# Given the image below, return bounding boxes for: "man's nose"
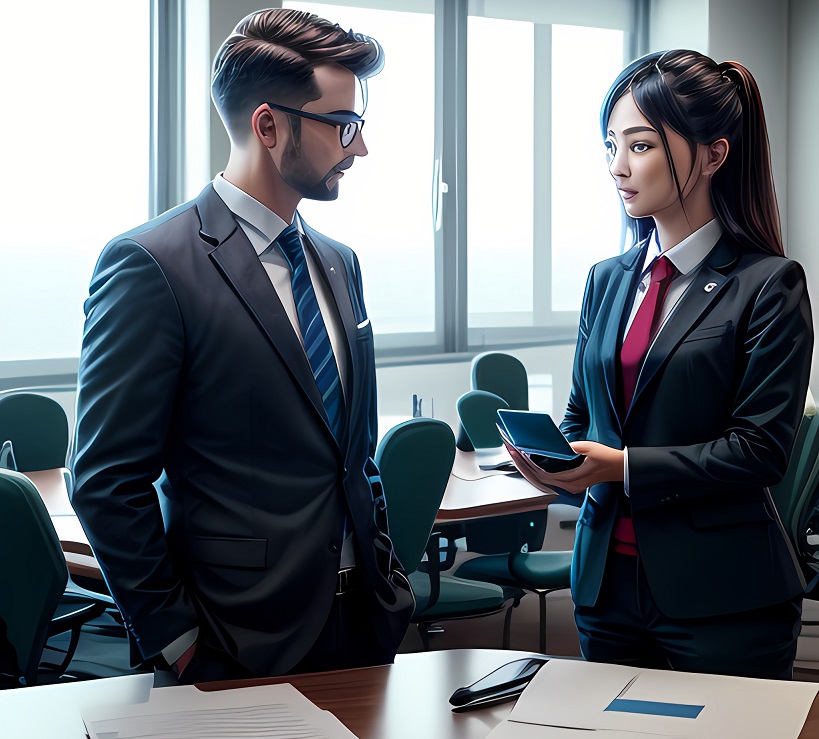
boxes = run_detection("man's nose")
[347,129,368,157]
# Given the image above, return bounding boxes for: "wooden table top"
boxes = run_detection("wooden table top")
[437,449,556,522]
[200,648,819,739]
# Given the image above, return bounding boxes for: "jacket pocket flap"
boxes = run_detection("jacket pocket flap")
[683,322,732,343]
[689,502,772,530]
[188,535,268,569]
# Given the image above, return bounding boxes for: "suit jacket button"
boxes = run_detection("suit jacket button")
[329,542,340,553]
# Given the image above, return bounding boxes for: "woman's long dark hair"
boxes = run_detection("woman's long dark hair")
[600,50,784,257]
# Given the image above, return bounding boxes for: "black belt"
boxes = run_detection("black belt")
[336,567,359,595]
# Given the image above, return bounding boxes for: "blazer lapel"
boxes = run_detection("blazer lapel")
[601,242,647,427]
[627,235,740,419]
[195,186,330,434]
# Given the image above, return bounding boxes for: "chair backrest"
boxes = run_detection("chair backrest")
[770,410,819,576]
[471,352,529,411]
[375,418,456,574]
[0,469,68,685]
[457,390,510,450]
[0,393,70,472]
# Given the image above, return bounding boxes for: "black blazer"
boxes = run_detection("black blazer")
[71,184,413,675]
[562,234,813,618]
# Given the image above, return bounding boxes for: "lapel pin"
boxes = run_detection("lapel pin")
[704,282,717,293]
[330,267,336,274]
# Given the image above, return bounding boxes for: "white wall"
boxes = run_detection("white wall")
[706,0,790,243]
[648,0,709,52]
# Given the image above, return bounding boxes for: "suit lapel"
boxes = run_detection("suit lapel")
[195,186,331,436]
[601,242,647,427]
[626,235,740,419]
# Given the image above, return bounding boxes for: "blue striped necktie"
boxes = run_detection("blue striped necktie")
[275,225,346,443]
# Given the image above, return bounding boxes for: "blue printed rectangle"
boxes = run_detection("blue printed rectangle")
[605,698,704,719]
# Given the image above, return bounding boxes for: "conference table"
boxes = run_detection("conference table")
[5,648,819,739]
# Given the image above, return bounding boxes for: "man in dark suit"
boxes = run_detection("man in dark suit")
[71,8,413,682]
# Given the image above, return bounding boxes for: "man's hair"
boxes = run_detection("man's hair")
[212,8,384,141]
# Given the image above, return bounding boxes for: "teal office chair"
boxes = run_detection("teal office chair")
[0,469,106,686]
[0,392,70,472]
[457,390,510,451]
[376,418,517,649]
[0,391,116,604]
[453,389,572,652]
[771,410,819,583]
[471,352,529,411]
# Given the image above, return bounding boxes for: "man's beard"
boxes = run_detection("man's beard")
[280,154,355,202]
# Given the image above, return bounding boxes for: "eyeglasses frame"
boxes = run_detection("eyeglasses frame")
[264,102,365,148]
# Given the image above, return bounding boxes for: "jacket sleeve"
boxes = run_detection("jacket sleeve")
[628,259,813,512]
[70,238,198,661]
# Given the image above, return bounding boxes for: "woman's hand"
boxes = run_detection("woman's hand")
[503,438,625,495]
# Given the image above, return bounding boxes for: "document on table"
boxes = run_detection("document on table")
[82,682,357,739]
[485,659,818,739]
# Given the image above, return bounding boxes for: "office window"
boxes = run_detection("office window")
[550,25,625,312]
[0,1,150,364]
[285,1,437,337]
[466,15,535,329]
[466,6,627,341]
[285,1,634,352]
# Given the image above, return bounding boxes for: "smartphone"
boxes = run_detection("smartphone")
[449,657,548,711]
[496,410,584,472]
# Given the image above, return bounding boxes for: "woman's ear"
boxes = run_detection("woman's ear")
[703,138,729,176]
[251,104,278,149]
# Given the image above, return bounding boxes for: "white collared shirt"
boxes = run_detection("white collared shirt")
[623,218,723,343]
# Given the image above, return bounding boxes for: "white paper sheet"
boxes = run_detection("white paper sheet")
[504,659,818,739]
[83,682,357,739]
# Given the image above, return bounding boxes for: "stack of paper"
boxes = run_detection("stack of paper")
[486,659,819,739]
[83,682,357,739]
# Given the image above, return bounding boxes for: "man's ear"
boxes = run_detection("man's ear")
[703,138,729,177]
[251,104,278,149]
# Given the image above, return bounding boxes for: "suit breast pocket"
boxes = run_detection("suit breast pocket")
[669,321,735,402]
[681,321,732,344]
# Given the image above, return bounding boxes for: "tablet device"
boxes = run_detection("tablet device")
[496,409,584,472]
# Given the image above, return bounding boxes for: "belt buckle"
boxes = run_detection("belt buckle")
[336,567,356,595]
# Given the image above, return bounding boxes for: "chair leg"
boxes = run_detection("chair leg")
[538,591,547,655]
[41,626,81,674]
[502,604,513,649]
[502,597,521,650]
[417,623,430,650]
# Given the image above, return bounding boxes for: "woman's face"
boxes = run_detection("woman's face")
[605,92,701,221]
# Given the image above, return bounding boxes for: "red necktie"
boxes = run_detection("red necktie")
[620,256,677,411]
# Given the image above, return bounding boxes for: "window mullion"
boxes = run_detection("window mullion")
[434,0,468,353]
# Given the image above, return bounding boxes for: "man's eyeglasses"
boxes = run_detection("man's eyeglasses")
[265,103,365,148]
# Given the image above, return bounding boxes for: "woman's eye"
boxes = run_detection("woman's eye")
[631,142,651,153]
[604,143,615,161]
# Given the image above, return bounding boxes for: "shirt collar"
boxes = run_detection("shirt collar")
[212,173,296,255]
[642,219,723,278]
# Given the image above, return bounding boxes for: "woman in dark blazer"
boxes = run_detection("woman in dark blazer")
[506,50,813,679]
